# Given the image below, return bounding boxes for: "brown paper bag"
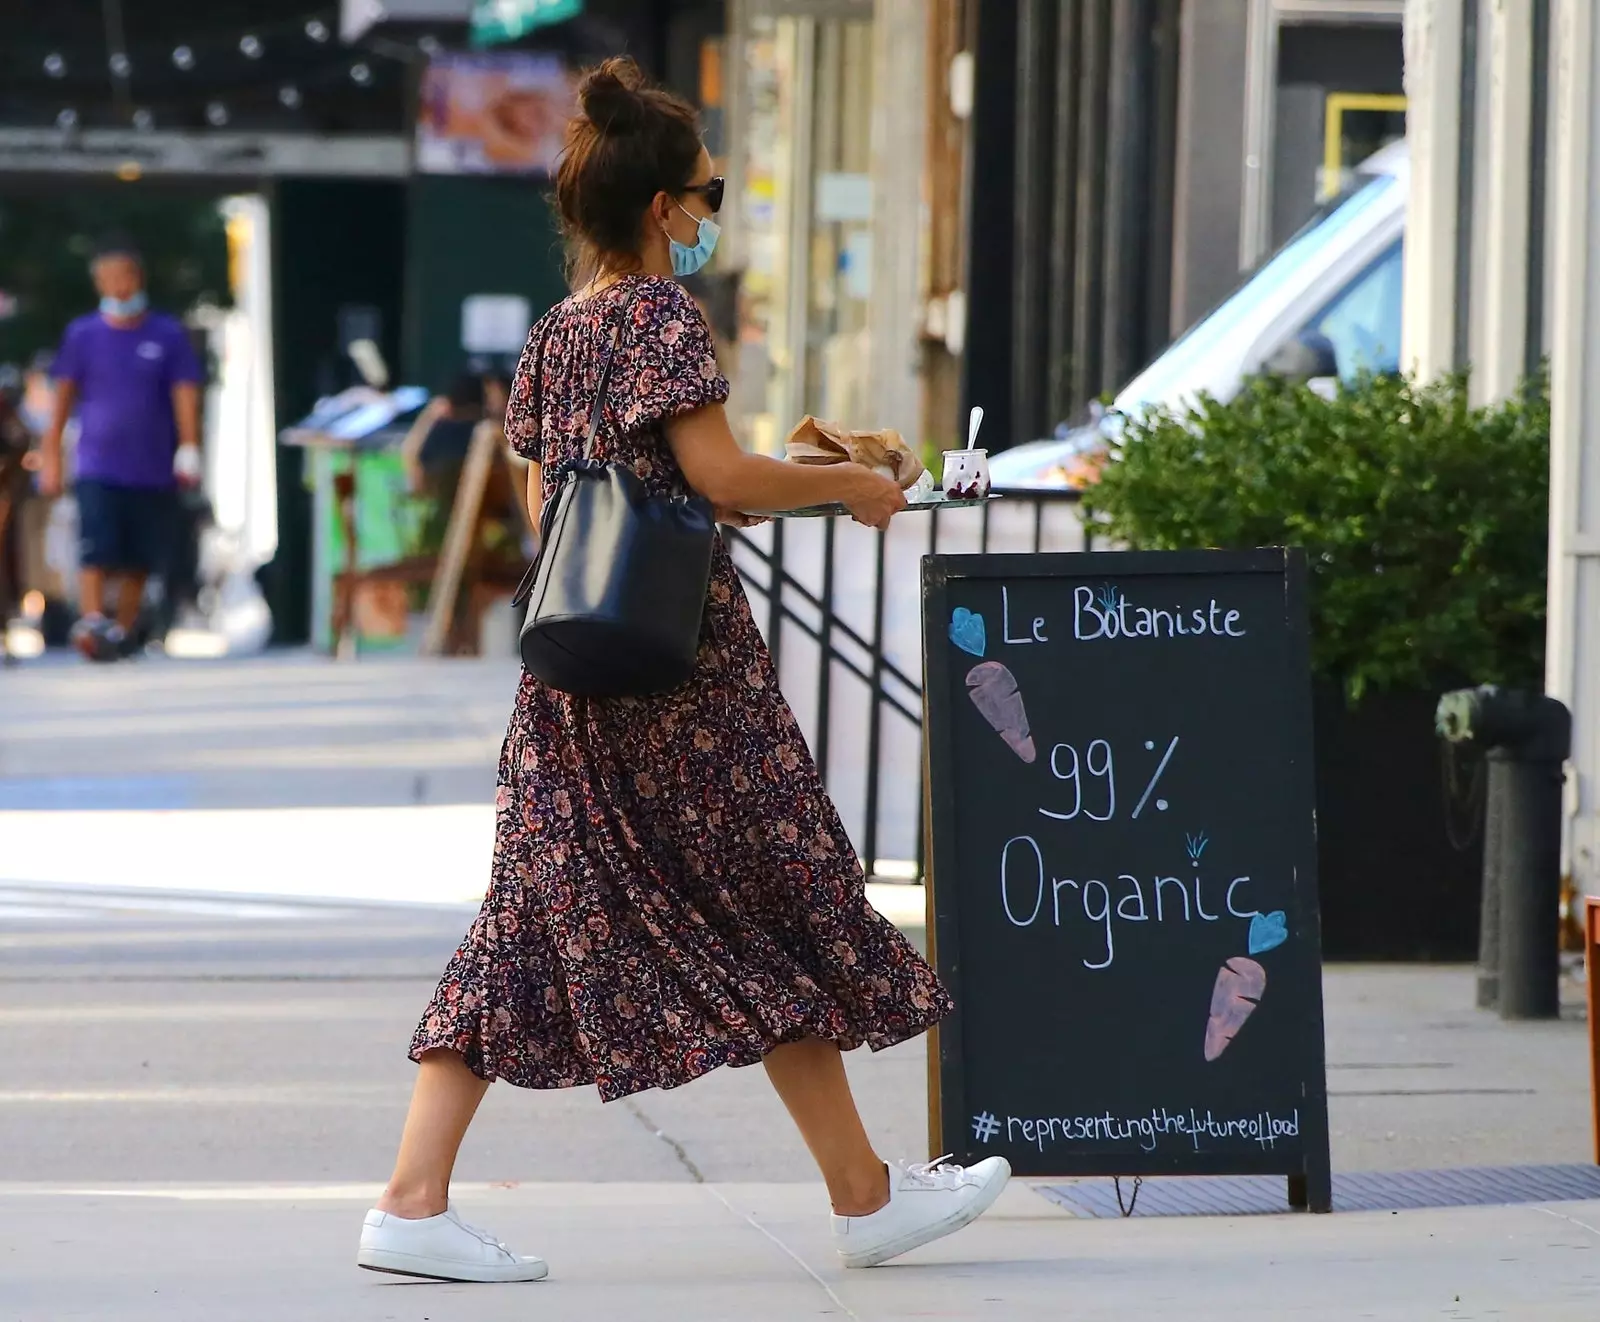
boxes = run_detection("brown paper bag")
[783,416,926,490]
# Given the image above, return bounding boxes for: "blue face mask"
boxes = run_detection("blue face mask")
[667,205,720,278]
[100,291,148,319]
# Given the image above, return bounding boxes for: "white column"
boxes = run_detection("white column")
[1473,0,1533,404]
[1173,0,1250,331]
[866,0,927,440]
[1239,0,1280,270]
[1547,0,1600,897]
[721,0,751,271]
[1401,0,1465,380]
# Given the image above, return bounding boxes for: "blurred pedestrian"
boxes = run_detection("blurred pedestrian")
[0,366,31,653]
[480,367,511,423]
[399,371,489,501]
[38,237,203,661]
[358,57,1004,1287]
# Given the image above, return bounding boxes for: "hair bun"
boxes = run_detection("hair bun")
[579,58,648,134]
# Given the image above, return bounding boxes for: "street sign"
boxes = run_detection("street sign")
[471,0,583,46]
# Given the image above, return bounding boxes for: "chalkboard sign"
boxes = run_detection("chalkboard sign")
[922,550,1331,1211]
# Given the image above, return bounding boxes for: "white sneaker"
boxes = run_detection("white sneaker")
[357,1205,549,1283]
[832,1155,1011,1269]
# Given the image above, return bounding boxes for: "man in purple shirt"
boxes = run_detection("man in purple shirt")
[39,238,202,661]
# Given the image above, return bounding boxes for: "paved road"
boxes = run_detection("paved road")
[0,652,515,812]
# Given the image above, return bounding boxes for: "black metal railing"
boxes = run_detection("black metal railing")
[728,490,1091,881]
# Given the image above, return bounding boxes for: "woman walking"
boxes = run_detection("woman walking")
[358,57,1008,1284]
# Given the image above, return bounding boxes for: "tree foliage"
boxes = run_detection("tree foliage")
[1083,371,1550,702]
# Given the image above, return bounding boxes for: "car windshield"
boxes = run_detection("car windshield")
[1115,171,1401,415]
[1301,239,1405,378]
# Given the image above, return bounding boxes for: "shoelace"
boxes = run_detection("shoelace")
[448,1209,513,1256]
[900,1155,980,1191]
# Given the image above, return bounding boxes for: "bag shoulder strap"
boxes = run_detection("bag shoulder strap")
[526,311,554,468]
[582,286,641,463]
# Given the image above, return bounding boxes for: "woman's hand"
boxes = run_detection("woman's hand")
[714,507,770,529]
[840,467,907,530]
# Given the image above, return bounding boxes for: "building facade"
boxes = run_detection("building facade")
[714,1,1408,453]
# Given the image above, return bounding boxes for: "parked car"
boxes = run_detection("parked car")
[990,140,1409,491]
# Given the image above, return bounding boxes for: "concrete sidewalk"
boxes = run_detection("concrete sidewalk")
[1,904,1593,1319]
[4,1179,1597,1321]
[3,651,1596,1318]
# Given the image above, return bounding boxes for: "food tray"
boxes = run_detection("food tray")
[751,492,1000,519]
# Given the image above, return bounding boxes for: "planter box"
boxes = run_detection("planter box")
[1314,684,1485,961]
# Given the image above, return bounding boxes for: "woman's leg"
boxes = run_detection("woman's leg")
[376,1048,490,1219]
[763,1037,891,1216]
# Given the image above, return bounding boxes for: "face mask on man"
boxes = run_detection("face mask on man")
[666,205,720,278]
[100,291,148,319]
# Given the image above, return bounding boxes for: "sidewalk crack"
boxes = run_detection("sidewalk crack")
[620,1100,860,1318]
[622,1097,704,1183]
[702,1185,862,1322]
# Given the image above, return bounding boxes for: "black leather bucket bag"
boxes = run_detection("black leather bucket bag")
[512,293,715,698]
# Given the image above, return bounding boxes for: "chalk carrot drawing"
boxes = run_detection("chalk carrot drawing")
[966,661,1036,762]
[1204,956,1266,1061]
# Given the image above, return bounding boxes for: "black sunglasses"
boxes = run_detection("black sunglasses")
[682,176,725,214]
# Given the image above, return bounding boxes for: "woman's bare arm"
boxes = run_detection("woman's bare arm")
[525,460,544,532]
[666,403,905,529]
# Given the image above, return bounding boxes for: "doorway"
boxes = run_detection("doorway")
[1271,20,1406,247]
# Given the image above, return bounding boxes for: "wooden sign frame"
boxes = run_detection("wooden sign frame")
[1587,896,1599,1165]
[922,548,1333,1212]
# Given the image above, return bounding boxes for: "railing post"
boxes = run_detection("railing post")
[767,519,785,674]
[816,519,837,778]
[916,506,942,882]
[862,527,889,878]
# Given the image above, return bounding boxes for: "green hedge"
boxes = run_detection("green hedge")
[1082,372,1550,702]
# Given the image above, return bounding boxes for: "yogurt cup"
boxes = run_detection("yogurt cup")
[941,448,991,500]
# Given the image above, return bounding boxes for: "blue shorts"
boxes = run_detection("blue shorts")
[76,480,176,573]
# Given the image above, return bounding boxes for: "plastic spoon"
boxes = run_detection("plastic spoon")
[967,405,985,450]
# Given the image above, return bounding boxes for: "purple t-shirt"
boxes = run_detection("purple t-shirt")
[54,311,202,490]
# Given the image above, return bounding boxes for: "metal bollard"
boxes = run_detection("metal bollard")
[1476,747,1505,1009]
[1436,686,1571,1020]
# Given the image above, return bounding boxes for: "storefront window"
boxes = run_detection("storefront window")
[734,13,874,454]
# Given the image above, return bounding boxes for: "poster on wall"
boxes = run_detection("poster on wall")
[416,52,575,176]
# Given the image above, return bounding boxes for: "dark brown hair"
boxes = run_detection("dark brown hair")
[555,57,704,283]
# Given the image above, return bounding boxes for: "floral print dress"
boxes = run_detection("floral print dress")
[410,275,953,1101]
